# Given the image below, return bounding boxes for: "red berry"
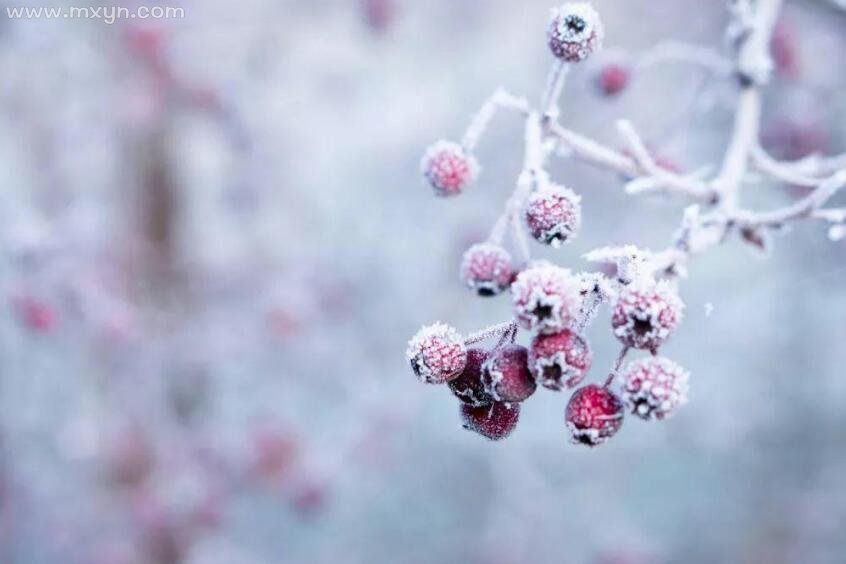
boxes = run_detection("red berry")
[596,63,630,96]
[524,185,582,247]
[461,401,520,441]
[547,3,604,62]
[14,296,56,333]
[611,279,683,351]
[406,323,467,384]
[621,356,689,420]
[482,344,536,403]
[420,140,479,197]
[528,329,592,391]
[565,384,624,446]
[449,348,493,407]
[460,243,514,296]
[511,263,581,334]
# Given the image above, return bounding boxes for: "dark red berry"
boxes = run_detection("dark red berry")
[565,384,624,446]
[461,401,520,441]
[448,348,493,407]
[482,344,536,403]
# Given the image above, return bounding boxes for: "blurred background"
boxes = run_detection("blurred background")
[0,0,845,563]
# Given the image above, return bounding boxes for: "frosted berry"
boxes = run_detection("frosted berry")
[449,348,493,407]
[612,279,683,351]
[547,3,604,62]
[460,243,514,296]
[482,344,536,403]
[511,263,581,334]
[461,401,520,441]
[528,329,592,391]
[420,140,479,197]
[406,322,467,384]
[621,356,689,420]
[524,184,582,247]
[565,384,624,446]
[596,62,630,97]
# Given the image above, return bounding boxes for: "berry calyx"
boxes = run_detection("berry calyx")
[420,140,479,197]
[511,263,581,334]
[611,279,683,351]
[406,322,467,384]
[620,356,689,420]
[565,384,624,446]
[524,184,582,247]
[528,329,592,390]
[461,401,520,441]
[448,348,494,407]
[547,3,604,62]
[482,344,536,403]
[460,243,514,296]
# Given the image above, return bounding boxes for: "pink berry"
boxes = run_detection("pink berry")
[482,344,536,403]
[611,279,683,352]
[770,20,799,78]
[449,348,493,407]
[621,356,689,420]
[596,62,630,96]
[14,296,57,333]
[528,329,592,391]
[420,140,479,197]
[511,263,581,334]
[565,384,624,446]
[460,243,514,296]
[547,3,604,62]
[406,322,467,384]
[461,401,520,441]
[524,184,582,247]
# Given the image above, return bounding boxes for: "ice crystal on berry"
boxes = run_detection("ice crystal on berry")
[511,263,581,334]
[420,140,479,197]
[406,322,467,384]
[460,243,514,296]
[528,329,592,390]
[565,384,624,446]
[548,3,604,62]
[621,356,689,420]
[524,184,582,247]
[611,279,684,351]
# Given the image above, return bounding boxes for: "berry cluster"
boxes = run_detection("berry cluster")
[409,3,693,447]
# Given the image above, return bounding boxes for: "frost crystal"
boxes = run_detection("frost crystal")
[459,243,514,296]
[547,3,604,62]
[620,356,690,420]
[511,264,581,334]
[528,329,592,390]
[611,278,684,351]
[420,140,479,197]
[406,322,467,384]
[524,184,582,247]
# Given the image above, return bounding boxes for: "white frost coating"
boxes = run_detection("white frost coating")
[549,3,604,56]
[511,263,581,334]
[419,140,480,195]
[620,356,690,420]
[405,322,467,384]
[612,277,685,350]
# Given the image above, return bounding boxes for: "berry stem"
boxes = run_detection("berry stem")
[540,60,569,122]
[464,320,518,345]
[461,88,531,151]
[604,346,630,388]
